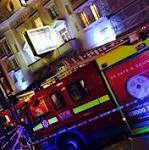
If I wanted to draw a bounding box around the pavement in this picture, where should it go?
[102,135,149,150]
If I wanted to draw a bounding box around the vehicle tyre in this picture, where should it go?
[58,136,85,150]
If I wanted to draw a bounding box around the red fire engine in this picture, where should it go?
[28,35,149,149]
[28,62,126,149]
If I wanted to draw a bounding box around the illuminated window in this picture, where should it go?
[20,0,28,7]
[80,12,90,27]
[11,57,19,70]
[68,80,88,101]
[78,3,100,28]
[90,4,100,21]
[60,28,71,42]
[33,17,43,28]
[31,99,48,117]
[50,91,66,110]
[5,59,13,72]
[5,57,19,72]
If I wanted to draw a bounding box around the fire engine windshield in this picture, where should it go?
[31,98,48,117]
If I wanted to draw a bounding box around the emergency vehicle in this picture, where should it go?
[27,35,149,149]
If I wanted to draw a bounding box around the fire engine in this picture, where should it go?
[1,30,148,149]
[29,62,126,149]
[28,35,149,149]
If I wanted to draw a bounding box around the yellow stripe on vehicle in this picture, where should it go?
[33,123,43,131]
[73,95,110,114]
[99,95,110,103]
[96,45,137,70]
[48,117,58,125]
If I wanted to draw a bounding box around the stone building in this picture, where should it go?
[0,0,149,97]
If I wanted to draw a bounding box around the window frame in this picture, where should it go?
[48,4,59,20]
[59,28,71,42]
[78,3,100,28]
[15,24,40,66]
[50,91,66,110]
[89,3,100,21]
[9,56,19,71]
[79,11,90,28]
[32,16,44,28]
[67,79,89,102]
[0,45,6,58]
[5,56,19,72]
[3,40,13,56]
[31,97,49,117]
[0,38,13,58]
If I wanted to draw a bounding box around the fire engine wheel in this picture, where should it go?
[58,137,84,150]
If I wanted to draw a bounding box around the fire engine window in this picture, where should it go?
[68,80,88,101]
[31,99,48,117]
[51,92,66,110]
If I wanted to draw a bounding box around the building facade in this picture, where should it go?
[0,0,79,95]
[0,0,149,97]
